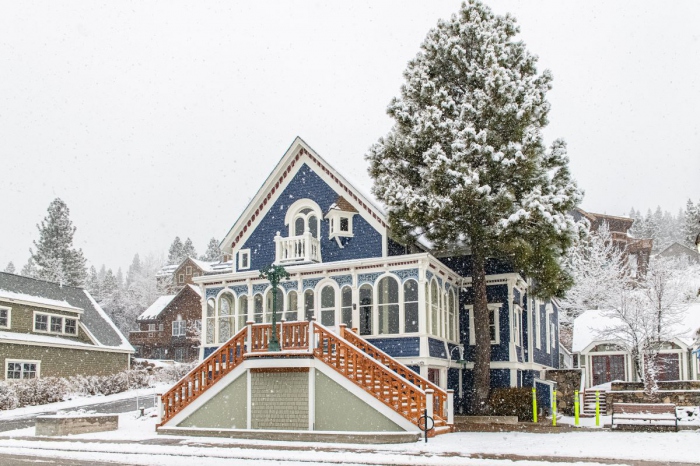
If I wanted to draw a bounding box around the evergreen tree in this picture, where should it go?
[167,237,184,265]
[101,268,118,301]
[200,238,222,262]
[20,257,37,278]
[126,254,141,288]
[682,199,700,248]
[628,208,645,239]
[182,238,197,259]
[30,198,87,286]
[366,0,582,413]
[4,262,15,274]
[85,266,101,300]
[115,268,124,291]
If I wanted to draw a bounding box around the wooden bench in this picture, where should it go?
[611,403,678,431]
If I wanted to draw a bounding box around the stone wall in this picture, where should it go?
[251,369,308,430]
[606,381,700,413]
[545,369,582,415]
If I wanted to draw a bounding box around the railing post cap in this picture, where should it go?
[447,389,454,393]
[339,323,347,328]
[426,388,434,394]
[246,320,254,325]
[310,317,317,322]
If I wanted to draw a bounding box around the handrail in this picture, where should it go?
[313,324,445,427]
[343,329,448,420]
[159,326,248,425]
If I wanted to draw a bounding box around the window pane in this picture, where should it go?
[430,281,439,336]
[309,216,318,238]
[489,309,496,341]
[237,296,248,330]
[206,317,215,344]
[404,280,418,333]
[254,294,263,323]
[207,299,215,318]
[320,286,335,326]
[219,295,233,316]
[340,217,349,232]
[304,290,314,321]
[295,217,305,236]
[35,315,48,331]
[286,291,298,321]
[341,286,352,327]
[0,309,7,327]
[359,284,372,335]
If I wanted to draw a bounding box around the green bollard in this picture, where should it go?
[552,390,557,427]
[574,390,579,426]
[532,387,537,423]
[595,390,600,427]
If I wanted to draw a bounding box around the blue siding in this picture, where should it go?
[368,337,420,358]
[240,163,384,271]
[428,337,447,359]
[535,380,553,415]
[522,370,539,388]
[438,256,515,277]
[406,365,420,375]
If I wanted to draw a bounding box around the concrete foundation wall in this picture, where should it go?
[35,415,118,436]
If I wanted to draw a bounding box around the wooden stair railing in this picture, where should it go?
[313,324,446,428]
[342,328,448,422]
[159,326,248,425]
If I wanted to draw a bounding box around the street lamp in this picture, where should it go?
[448,344,466,414]
[259,264,290,352]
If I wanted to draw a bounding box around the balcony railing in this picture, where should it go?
[274,232,321,264]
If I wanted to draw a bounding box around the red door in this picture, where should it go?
[592,355,625,386]
[656,354,680,381]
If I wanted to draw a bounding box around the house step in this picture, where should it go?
[582,390,607,415]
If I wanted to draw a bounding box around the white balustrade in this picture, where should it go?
[274,231,322,264]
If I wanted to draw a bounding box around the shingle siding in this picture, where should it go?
[1,343,129,378]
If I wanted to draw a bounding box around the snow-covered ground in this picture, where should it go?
[1,407,699,465]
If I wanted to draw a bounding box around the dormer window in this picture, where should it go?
[325,196,358,245]
[285,199,322,239]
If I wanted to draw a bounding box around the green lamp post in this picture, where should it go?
[259,264,290,352]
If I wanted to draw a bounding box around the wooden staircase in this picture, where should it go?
[159,321,451,435]
[581,390,607,417]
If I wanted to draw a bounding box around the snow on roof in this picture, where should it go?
[573,303,700,352]
[0,288,82,312]
[186,284,203,297]
[81,290,134,352]
[138,295,176,321]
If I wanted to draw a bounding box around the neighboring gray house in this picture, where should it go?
[657,242,700,264]
[0,272,133,380]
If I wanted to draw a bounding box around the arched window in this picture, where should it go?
[359,284,373,335]
[237,295,248,330]
[320,286,335,326]
[253,294,263,323]
[430,280,439,336]
[341,286,352,327]
[304,289,314,321]
[206,298,215,344]
[285,199,322,239]
[404,280,419,333]
[218,294,234,343]
[286,291,298,321]
[265,288,283,323]
[378,276,399,335]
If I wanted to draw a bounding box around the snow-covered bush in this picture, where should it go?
[0,382,19,410]
[13,377,68,407]
[152,362,196,384]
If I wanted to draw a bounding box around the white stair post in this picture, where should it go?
[426,389,434,421]
[246,320,253,352]
[447,389,454,425]
[157,393,163,424]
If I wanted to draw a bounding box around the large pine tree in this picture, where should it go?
[200,238,222,261]
[30,198,87,286]
[167,237,184,265]
[366,0,582,413]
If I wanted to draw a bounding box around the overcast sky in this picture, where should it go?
[1,1,699,274]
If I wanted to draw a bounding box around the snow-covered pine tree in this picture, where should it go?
[366,0,582,413]
[682,199,700,249]
[85,266,101,301]
[628,208,645,238]
[125,254,141,288]
[3,262,15,274]
[200,238,221,262]
[30,198,87,287]
[101,268,118,301]
[167,237,184,265]
[20,258,37,278]
[182,238,197,260]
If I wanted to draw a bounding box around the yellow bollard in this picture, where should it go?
[595,390,600,427]
[532,387,537,423]
[552,390,557,427]
[574,390,579,426]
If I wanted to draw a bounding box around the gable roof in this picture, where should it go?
[0,272,132,351]
[220,137,388,254]
[657,242,700,263]
[137,284,202,321]
[156,257,233,278]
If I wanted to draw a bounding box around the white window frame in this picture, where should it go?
[5,359,41,380]
[186,266,192,275]
[0,306,11,329]
[33,311,79,336]
[178,273,185,284]
[148,323,156,331]
[172,320,187,337]
[512,305,522,346]
[467,304,501,345]
[285,199,323,239]
[535,299,542,350]
[545,303,554,354]
[326,211,355,240]
[238,249,251,270]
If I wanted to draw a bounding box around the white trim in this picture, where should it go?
[0,306,10,329]
[545,303,554,354]
[5,359,41,380]
[32,311,79,336]
[0,336,134,354]
[238,249,251,271]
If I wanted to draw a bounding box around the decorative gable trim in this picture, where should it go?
[220,138,387,256]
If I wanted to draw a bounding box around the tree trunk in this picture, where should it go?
[471,248,491,414]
